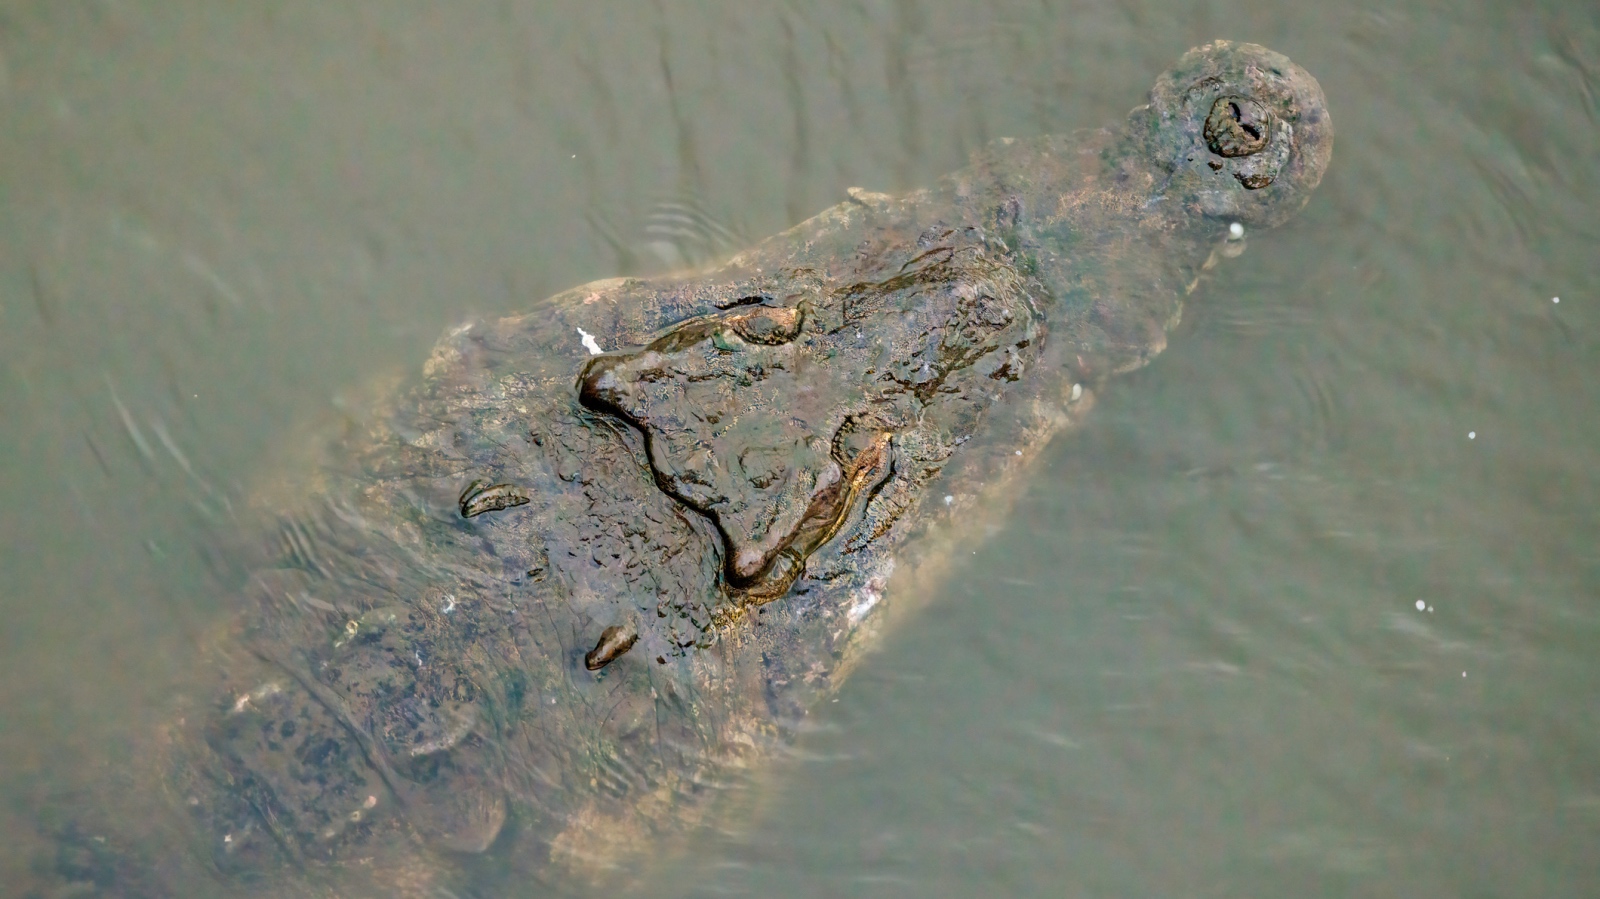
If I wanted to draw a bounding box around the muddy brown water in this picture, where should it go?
[2,1,1598,897]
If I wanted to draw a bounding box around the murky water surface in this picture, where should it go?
[2,1,1598,896]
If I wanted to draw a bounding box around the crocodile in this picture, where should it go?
[36,41,1330,898]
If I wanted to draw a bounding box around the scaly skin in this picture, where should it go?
[34,42,1329,898]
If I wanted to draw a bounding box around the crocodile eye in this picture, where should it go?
[1204,97,1273,158]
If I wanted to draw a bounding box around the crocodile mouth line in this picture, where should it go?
[730,429,894,603]
[577,303,906,608]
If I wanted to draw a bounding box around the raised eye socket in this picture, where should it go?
[1204,96,1273,158]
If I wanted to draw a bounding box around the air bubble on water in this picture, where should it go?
[1415,600,1426,611]
[1552,296,1560,304]
[1468,431,1476,439]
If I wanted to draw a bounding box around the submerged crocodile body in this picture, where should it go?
[40,42,1330,897]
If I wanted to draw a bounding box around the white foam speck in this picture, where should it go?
[943,495,954,506]
[1468,431,1476,440]
[1552,296,1560,304]
[577,327,603,355]
[1415,600,1426,611]
[1228,222,1245,239]
[847,590,880,625]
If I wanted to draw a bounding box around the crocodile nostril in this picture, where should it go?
[1235,106,1262,140]
[1204,96,1272,158]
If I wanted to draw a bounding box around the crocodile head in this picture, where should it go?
[1134,40,1333,227]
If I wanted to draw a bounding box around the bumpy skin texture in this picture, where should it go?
[38,42,1329,897]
